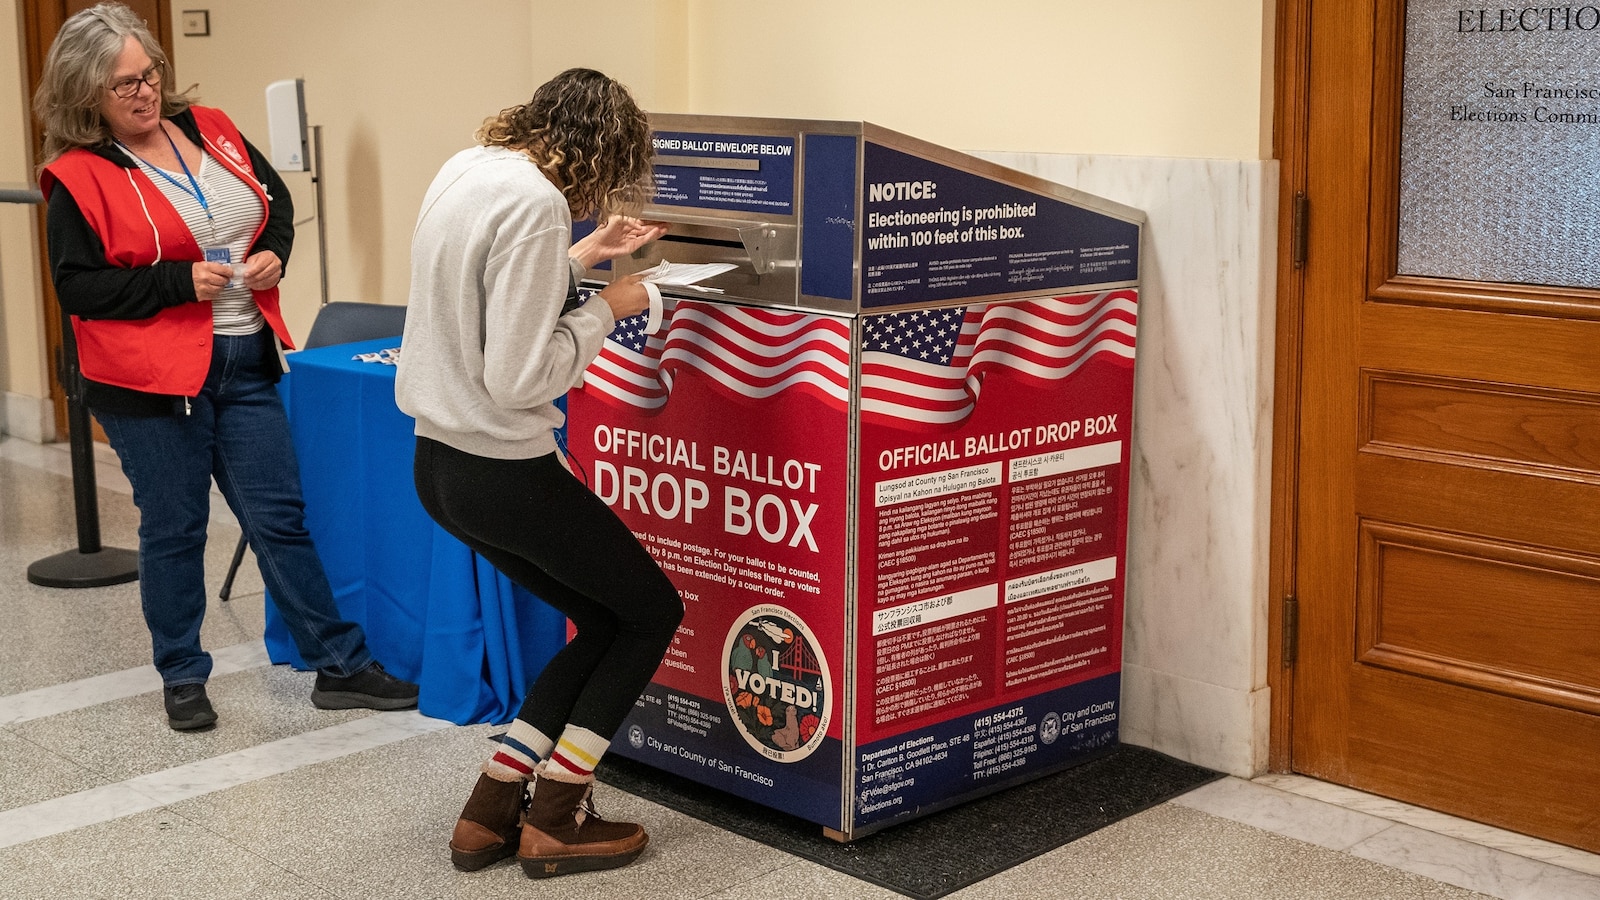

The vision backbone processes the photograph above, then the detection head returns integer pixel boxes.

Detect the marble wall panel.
[973,151,1278,775]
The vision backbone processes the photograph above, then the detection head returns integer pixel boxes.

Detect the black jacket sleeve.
[46,181,198,320]
[244,133,294,271]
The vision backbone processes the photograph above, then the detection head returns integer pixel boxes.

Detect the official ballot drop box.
[564,115,1143,839]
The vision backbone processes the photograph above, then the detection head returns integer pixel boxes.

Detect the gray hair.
[33,2,194,167]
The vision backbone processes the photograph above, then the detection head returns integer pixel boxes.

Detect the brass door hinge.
[1282,595,1300,665]
[1291,192,1309,269]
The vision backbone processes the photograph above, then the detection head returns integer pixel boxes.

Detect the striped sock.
[486,720,554,780]
[544,725,611,781]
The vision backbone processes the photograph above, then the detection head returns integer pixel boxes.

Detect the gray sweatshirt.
[396,145,615,459]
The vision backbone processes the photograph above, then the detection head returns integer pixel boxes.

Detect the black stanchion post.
[25,299,140,587]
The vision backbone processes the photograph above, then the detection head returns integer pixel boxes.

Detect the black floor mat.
[598,743,1224,899]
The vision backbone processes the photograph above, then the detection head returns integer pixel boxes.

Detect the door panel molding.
[1363,371,1600,475]
[1365,0,1406,297]
[1354,453,1600,554]
[1372,278,1600,320]
[1357,520,1600,715]
[1348,672,1600,842]
[1361,304,1600,393]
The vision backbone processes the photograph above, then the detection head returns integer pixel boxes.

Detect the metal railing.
[0,186,44,204]
[3,181,141,587]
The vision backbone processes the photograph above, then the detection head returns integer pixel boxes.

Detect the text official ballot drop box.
[565,114,1143,839]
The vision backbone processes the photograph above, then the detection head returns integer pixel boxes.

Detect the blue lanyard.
[118,127,211,221]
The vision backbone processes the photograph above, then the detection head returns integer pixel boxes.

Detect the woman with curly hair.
[395,68,681,878]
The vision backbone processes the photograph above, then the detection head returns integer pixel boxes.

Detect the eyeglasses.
[106,65,162,99]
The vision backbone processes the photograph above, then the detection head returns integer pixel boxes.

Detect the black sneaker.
[311,662,419,711]
[164,683,218,731]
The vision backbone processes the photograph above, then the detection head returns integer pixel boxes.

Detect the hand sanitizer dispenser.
[264,78,309,173]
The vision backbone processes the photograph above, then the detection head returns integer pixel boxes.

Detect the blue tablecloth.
[264,336,566,724]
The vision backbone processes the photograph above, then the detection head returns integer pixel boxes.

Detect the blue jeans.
[97,330,372,686]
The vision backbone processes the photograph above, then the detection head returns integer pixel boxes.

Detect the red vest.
[40,106,295,396]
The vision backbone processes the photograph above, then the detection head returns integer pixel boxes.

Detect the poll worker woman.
[34,2,418,730]
[396,68,682,878]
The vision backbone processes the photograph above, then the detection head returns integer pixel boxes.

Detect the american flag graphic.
[861,289,1138,428]
[582,297,851,413]
[581,289,1136,427]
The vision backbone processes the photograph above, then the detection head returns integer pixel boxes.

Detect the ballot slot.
[618,208,799,308]
[607,117,815,309]
[605,113,1144,319]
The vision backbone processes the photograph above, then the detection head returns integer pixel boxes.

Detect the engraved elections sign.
[1398,3,1600,289]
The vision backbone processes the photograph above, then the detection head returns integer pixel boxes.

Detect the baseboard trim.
[2,391,56,443]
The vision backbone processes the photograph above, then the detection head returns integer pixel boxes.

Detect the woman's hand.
[241,251,283,291]
[570,216,668,269]
[597,272,652,320]
[191,261,234,302]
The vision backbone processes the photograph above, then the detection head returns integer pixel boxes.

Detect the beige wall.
[677,0,1274,160]
[536,1,692,113]
[172,0,1271,346]
[168,0,701,343]
[1,0,1273,417]
[1,0,48,421]
[169,0,538,341]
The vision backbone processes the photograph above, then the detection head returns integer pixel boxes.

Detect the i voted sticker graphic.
[722,604,831,763]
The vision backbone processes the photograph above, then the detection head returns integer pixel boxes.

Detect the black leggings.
[413,437,683,739]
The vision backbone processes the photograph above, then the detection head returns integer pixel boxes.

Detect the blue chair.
[218,302,407,601]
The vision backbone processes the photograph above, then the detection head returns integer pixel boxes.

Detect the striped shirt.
[119,146,266,336]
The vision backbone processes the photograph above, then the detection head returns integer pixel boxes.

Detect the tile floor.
[2,434,1597,900]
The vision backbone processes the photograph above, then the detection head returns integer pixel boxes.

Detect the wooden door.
[1278,0,1600,852]
[22,0,172,441]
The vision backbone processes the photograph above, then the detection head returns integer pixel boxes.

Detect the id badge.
[203,246,240,287]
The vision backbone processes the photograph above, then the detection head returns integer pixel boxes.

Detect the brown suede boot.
[517,766,647,878]
[450,771,527,871]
